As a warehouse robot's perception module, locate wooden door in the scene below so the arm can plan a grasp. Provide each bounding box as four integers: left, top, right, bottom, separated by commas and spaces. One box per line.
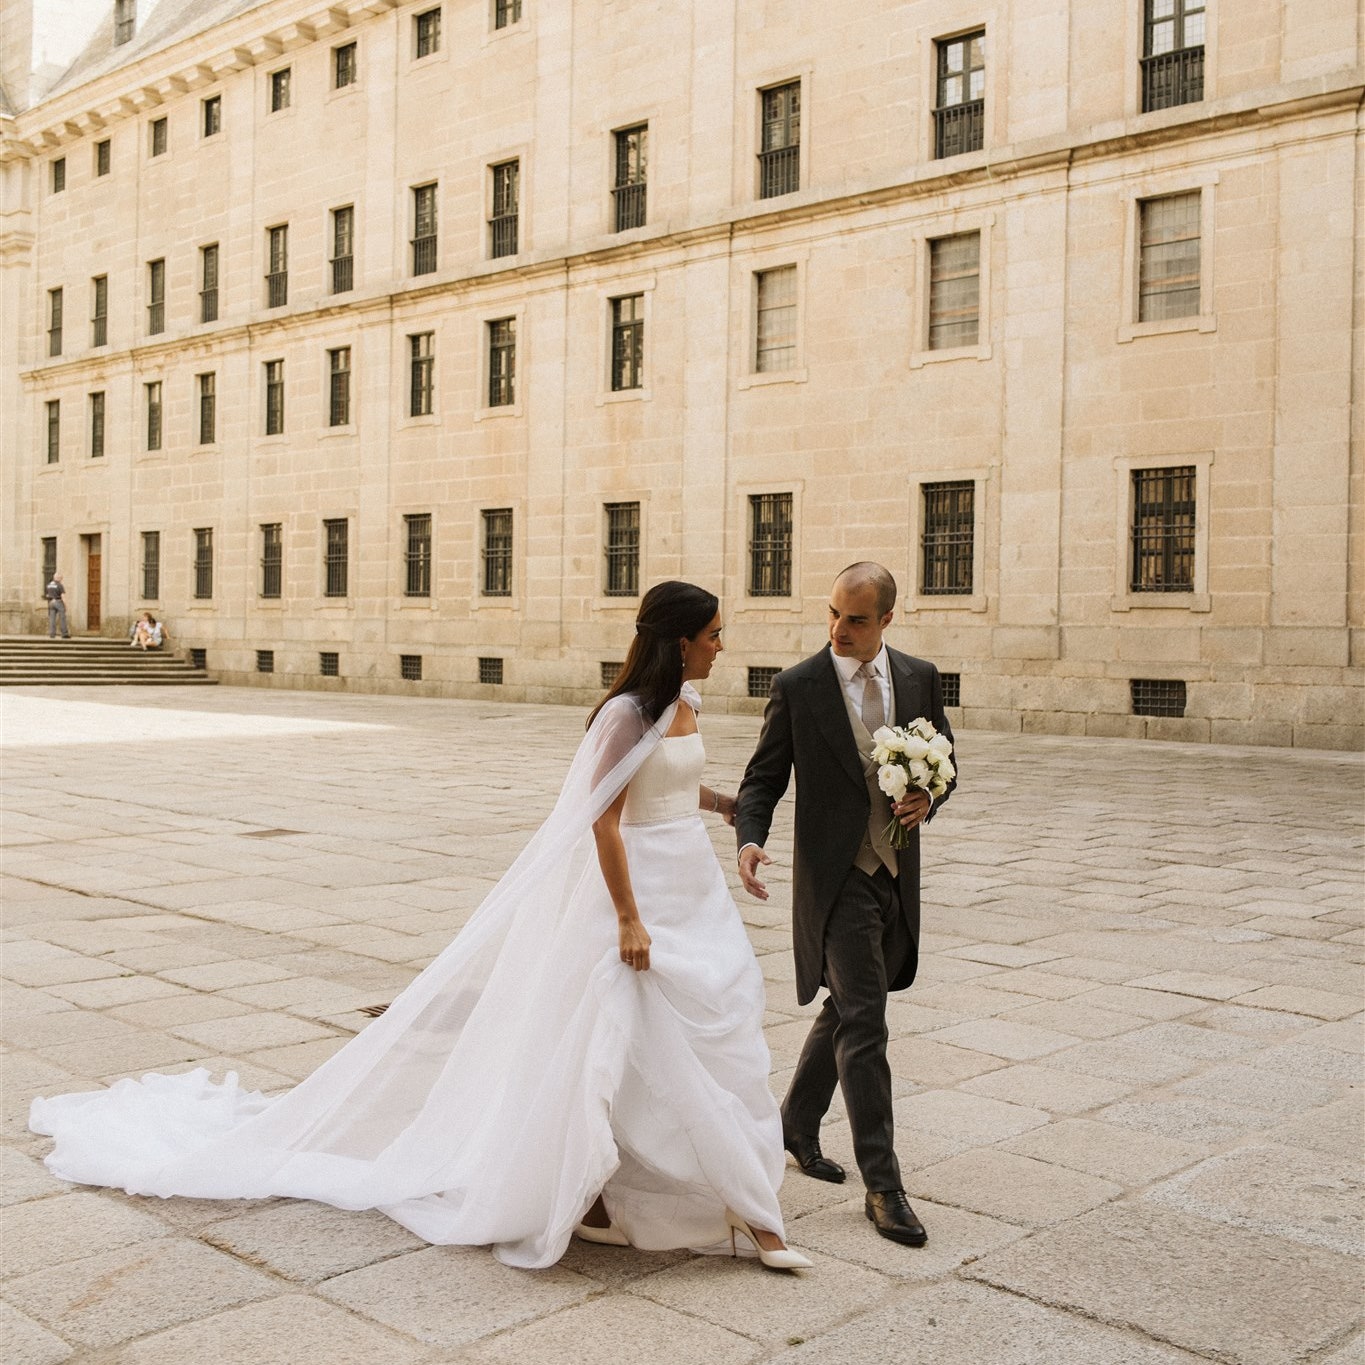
86, 535, 101, 631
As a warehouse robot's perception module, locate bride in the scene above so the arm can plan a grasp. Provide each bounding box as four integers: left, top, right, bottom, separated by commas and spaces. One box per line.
31, 581, 810, 1272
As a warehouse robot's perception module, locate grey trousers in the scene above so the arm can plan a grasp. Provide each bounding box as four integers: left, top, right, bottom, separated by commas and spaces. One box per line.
47, 601, 69, 637
781, 864, 911, 1193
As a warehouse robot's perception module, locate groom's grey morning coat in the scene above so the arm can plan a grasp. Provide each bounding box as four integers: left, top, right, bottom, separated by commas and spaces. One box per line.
736, 644, 955, 1007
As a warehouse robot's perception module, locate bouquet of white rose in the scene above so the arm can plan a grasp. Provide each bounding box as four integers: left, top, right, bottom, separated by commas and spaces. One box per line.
870, 718, 955, 850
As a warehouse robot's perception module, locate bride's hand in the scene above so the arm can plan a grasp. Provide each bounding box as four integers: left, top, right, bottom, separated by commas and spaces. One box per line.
715, 793, 737, 826
619, 918, 652, 972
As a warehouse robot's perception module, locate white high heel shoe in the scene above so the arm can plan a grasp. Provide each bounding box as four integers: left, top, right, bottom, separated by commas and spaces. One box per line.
574, 1219, 630, 1246
725, 1211, 813, 1271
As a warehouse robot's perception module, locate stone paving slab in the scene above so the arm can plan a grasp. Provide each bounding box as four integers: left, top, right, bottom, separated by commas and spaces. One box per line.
2, 685, 1361, 1363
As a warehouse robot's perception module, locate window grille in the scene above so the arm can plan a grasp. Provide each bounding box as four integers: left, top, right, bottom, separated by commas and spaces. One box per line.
490, 160, 519, 257
604, 502, 640, 597
494, 0, 522, 28
613, 125, 647, 231
611, 294, 643, 391
415, 8, 441, 58
114, 0, 135, 45
141, 531, 160, 600
755, 266, 797, 372
334, 42, 358, 89
45, 400, 60, 463
51, 158, 65, 193
481, 508, 513, 597
488, 318, 516, 406
190, 648, 207, 669
203, 95, 221, 136
1131, 467, 1196, 592
193, 528, 214, 599
48, 288, 62, 356
600, 661, 623, 688
1131, 678, 1187, 718
759, 82, 800, 198
1139, 192, 1200, 321
256, 650, 275, 674
748, 492, 793, 597
264, 359, 284, 435
409, 333, 434, 416
331, 207, 354, 293
42, 537, 58, 587
748, 666, 780, 699
934, 31, 985, 158
95, 140, 111, 175
197, 372, 216, 444
267, 225, 288, 307
91, 276, 108, 347
45, 398, 60, 464
269, 68, 291, 112
412, 184, 438, 275
929, 233, 981, 349
145, 382, 162, 451
404, 513, 432, 597
921, 481, 975, 595
478, 657, 504, 685
400, 654, 423, 680
147, 259, 165, 334
941, 672, 962, 708
1142, 0, 1205, 111
328, 347, 351, 426
323, 518, 349, 598
260, 523, 282, 598
150, 117, 167, 156
320, 651, 340, 677
200, 244, 219, 323
89, 392, 105, 459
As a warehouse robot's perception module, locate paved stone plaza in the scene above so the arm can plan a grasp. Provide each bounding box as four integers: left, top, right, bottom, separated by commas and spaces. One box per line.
2, 685, 1362, 1365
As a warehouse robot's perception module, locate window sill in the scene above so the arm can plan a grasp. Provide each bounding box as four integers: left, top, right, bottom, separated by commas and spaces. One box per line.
474, 402, 522, 422
319, 425, 357, 439
734, 597, 804, 615
471, 597, 521, 613
194, 443, 221, 454
396, 597, 436, 609
398, 413, 440, 430
596, 387, 650, 407
254, 600, 286, 610
592, 595, 641, 612
1117, 314, 1215, 344
910, 342, 991, 369
1111, 591, 1210, 613
738, 367, 808, 391
908, 592, 987, 613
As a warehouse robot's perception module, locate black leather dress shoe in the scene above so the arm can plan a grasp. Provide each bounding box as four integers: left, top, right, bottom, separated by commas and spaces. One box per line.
865, 1189, 927, 1246
783, 1132, 846, 1184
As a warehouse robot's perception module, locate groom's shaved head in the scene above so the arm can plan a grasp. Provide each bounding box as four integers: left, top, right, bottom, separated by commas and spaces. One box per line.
834, 562, 897, 617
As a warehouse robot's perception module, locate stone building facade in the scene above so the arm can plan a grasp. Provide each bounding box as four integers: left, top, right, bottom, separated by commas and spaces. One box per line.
2, 0, 1361, 748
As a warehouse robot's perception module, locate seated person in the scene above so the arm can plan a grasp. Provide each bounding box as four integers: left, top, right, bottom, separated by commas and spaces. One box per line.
131, 613, 166, 650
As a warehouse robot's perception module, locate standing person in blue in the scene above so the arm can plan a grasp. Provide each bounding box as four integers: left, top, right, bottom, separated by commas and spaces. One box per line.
735, 562, 955, 1247
45, 573, 70, 638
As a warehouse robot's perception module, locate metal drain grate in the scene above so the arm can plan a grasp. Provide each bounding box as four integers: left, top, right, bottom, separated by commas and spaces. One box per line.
357, 1003, 390, 1018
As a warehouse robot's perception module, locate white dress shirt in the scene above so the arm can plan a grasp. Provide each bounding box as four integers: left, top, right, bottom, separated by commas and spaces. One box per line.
831, 645, 892, 732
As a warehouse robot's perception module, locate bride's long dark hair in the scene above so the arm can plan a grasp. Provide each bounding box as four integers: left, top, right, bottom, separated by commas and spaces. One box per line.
587, 580, 720, 728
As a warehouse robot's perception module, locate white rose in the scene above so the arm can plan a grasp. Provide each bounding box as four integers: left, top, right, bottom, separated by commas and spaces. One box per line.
877, 764, 909, 800
937, 758, 956, 782
872, 725, 900, 749
927, 734, 953, 758
901, 735, 930, 760
929, 778, 947, 798
908, 757, 930, 786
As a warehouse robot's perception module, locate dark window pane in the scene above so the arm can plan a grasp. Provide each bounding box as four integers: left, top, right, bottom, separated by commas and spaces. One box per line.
488, 318, 516, 406
323, 518, 348, 597
920, 481, 975, 594
928, 232, 981, 349
481, 508, 513, 596
748, 492, 793, 597
610, 294, 643, 391
1130, 466, 1196, 592
404, 513, 432, 597
604, 502, 640, 596
261, 523, 282, 598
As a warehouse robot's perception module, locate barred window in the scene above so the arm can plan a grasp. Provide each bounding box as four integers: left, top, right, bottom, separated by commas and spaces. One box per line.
260, 523, 282, 598
611, 294, 643, 392
323, 518, 349, 598
400, 654, 423, 680
412, 184, 438, 275
928, 233, 980, 349
269, 68, 291, 113
409, 332, 434, 416
91, 275, 108, 347
95, 139, 111, 175
150, 117, 167, 157
89, 391, 105, 459
759, 81, 800, 198
1142, 0, 1205, 112
494, 0, 522, 28
264, 359, 284, 435
200, 243, 219, 323
478, 657, 504, 685
202, 95, 221, 137
600, 661, 623, 688
415, 8, 441, 58
267, 225, 288, 307
331, 206, 354, 294
193, 528, 214, 599
114, 0, 135, 45
48, 287, 62, 356
748, 492, 793, 597
147, 259, 165, 334
1131, 466, 1196, 592
940, 672, 961, 708
197, 372, 216, 444
256, 649, 275, 674
490, 160, 519, 258
51, 157, 65, 193
189, 648, 207, 669
934, 31, 985, 158
755, 266, 797, 373
320, 651, 340, 677
481, 508, 513, 597
1131, 678, 1187, 717
488, 318, 516, 407
42, 537, 58, 587
921, 481, 975, 595
604, 502, 640, 597
404, 513, 432, 597
748, 666, 780, 699
1139, 192, 1201, 322
334, 42, 358, 89
145, 382, 162, 451
328, 347, 351, 426
45, 400, 60, 464
613, 125, 647, 231
140, 531, 160, 600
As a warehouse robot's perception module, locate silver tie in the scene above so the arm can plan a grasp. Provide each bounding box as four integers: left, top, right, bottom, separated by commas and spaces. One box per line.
857, 662, 884, 735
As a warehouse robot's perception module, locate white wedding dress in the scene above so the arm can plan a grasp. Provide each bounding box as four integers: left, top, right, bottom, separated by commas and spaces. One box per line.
30, 687, 787, 1269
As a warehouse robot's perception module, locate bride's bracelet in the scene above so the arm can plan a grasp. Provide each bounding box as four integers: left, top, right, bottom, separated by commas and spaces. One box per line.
710, 789, 721, 813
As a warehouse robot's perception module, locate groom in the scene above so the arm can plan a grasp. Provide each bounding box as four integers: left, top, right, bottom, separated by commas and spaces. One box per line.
736, 562, 955, 1246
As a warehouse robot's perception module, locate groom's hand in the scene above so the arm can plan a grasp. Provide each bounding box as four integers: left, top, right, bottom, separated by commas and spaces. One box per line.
738, 845, 772, 900
893, 790, 932, 830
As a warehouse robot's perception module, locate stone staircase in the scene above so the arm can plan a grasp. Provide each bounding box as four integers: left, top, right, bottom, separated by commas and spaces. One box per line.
0, 635, 216, 686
